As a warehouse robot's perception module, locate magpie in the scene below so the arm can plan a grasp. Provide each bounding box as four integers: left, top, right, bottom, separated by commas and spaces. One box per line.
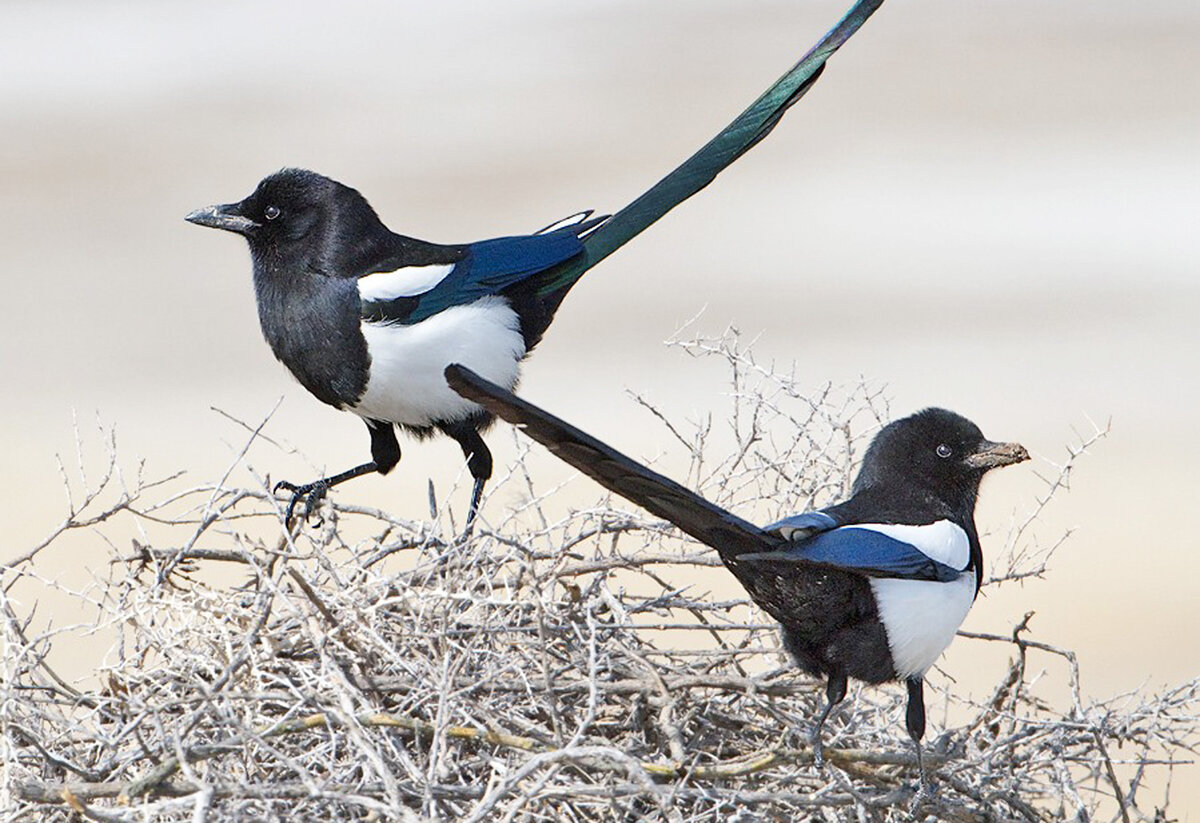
445, 364, 1028, 799
184, 0, 886, 527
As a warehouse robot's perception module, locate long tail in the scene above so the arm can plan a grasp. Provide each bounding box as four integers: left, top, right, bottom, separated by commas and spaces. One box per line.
445, 364, 782, 564
535, 0, 885, 300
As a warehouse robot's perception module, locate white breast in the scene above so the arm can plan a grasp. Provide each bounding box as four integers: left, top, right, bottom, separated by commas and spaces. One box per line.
871, 573, 976, 679
352, 296, 525, 428
855, 519, 970, 569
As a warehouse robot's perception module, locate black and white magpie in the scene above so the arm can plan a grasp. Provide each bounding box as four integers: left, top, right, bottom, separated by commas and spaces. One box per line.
182, 0, 885, 527
445, 364, 1028, 799
186, 172, 604, 524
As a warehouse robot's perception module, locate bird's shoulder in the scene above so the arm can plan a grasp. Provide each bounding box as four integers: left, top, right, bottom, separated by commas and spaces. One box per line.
746, 490, 971, 582
357, 221, 593, 326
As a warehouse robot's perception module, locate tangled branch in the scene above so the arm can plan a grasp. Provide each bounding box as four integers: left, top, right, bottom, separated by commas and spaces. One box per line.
2, 331, 1189, 822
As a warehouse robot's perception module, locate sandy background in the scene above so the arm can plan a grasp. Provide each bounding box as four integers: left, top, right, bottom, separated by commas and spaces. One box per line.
2, 0, 1197, 812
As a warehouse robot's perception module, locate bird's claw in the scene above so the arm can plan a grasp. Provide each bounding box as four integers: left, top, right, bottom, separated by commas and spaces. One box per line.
908, 777, 935, 814
274, 479, 330, 526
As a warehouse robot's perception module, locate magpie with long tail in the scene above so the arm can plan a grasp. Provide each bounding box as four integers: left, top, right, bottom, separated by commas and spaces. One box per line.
445, 364, 1028, 801
185, 0, 885, 528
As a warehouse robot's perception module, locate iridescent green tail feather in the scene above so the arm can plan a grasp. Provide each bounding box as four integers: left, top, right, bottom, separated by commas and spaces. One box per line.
535, 0, 885, 301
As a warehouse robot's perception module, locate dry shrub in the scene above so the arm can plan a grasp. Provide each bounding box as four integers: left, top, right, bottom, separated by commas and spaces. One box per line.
2, 331, 1194, 822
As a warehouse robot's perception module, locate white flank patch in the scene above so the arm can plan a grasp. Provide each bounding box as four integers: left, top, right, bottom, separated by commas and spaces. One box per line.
853, 520, 970, 570
871, 574, 976, 678
352, 296, 525, 428
357, 263, 456, 302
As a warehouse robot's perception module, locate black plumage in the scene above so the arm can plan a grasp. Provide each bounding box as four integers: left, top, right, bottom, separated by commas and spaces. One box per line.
187, 169, 605, 524
182, 0, 885, 527
445, 364, 1029, 799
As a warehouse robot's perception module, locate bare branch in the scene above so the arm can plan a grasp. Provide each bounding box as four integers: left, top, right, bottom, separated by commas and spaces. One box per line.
4, 333, 1190, 822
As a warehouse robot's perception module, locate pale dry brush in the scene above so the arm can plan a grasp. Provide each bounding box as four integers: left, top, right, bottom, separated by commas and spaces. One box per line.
2, 331, 1194, 822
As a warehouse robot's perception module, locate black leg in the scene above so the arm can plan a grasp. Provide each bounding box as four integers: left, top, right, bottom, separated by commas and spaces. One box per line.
368, 420, 401, 474
905, 676, 932, 809
812, 670, 848, 766
441, 421, 493, 533
466, 477, 485, 530
275, 421, 399, 525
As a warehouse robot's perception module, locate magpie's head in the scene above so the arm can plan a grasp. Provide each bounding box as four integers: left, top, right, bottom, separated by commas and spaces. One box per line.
853, 408, 1028, 505
186, 168, 388, 273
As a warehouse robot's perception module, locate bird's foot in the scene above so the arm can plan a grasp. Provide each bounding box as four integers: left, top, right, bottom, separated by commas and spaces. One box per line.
455, 512, 477, 543
274, 478, 330, 526
907, 775, 935, 815
811, 733, 827, 768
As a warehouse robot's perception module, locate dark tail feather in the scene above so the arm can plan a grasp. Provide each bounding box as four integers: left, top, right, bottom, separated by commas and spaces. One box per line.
445, 364, 780, 564
535, 0, 885, 299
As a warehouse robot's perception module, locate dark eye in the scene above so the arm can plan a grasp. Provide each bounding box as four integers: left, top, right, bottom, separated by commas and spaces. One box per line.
936, 444, 952, 459
264, 205, 281, 220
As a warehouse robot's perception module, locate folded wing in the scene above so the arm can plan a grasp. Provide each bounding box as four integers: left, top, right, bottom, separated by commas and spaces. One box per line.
746, 517, 967, 582
362, 220, 602, 325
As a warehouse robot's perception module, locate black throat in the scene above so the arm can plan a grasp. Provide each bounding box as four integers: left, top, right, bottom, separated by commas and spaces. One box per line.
245, 223, 464, 411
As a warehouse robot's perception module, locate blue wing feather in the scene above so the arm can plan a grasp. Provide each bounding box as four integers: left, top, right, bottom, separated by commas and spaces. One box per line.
748, 515, 963, 582
401, 229, 586, 324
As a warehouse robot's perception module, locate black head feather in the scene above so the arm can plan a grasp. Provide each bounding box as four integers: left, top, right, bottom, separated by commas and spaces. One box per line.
852, 408, 1027, 515
226, 169, 393, 277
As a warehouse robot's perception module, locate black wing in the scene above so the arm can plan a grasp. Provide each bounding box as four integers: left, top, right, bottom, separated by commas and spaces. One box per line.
360, 219, 606, 326
444, 364, 782, 564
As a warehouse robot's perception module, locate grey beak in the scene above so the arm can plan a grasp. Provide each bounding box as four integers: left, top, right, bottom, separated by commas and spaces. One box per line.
185, 204, 259, 234
964, 440, 1030, 470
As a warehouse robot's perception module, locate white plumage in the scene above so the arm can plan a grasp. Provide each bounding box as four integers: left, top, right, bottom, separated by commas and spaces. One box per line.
357, 264, 456, 302
352, 296, 525, 427
854, 519, 970, 570
870, 573, 976, 678
844, 519, 975, 678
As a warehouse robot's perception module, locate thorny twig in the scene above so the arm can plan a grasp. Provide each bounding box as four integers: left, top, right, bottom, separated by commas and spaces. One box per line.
2, 331, 1191, 822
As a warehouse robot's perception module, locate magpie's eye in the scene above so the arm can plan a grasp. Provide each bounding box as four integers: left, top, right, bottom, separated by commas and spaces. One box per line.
264, 205, 281, 221
936, 444, 953, 459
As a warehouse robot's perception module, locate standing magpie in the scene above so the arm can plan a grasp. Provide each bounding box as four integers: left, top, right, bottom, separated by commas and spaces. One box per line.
184, 0, 885, 526
445, 364, 1028, 799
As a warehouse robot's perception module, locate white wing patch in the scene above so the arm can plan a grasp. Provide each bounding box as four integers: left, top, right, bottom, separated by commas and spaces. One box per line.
536, 211, 592, 234
854, 519, 970, 570
352, 296, 525, 428
357, 263, 456, 302
871, 574, 976, 678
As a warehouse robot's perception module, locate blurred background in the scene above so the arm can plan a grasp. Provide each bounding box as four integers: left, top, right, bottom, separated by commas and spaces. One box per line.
2, 0, 1197, 810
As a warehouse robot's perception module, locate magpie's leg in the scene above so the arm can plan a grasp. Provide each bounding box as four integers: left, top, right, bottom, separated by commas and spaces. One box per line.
905, 676, 932, 811
812, 670, 848, 767
367, 420, 403, 475
275, 421, 400, 525
441, 421, 493, 535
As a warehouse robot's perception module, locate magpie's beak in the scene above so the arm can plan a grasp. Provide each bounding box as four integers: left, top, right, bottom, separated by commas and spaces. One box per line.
964, 440, 1030, 470
185, 203, 259, 234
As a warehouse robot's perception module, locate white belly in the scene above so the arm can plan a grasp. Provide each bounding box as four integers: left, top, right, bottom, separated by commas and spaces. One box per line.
870, 573, 976, 679
352, 296, 525, 428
